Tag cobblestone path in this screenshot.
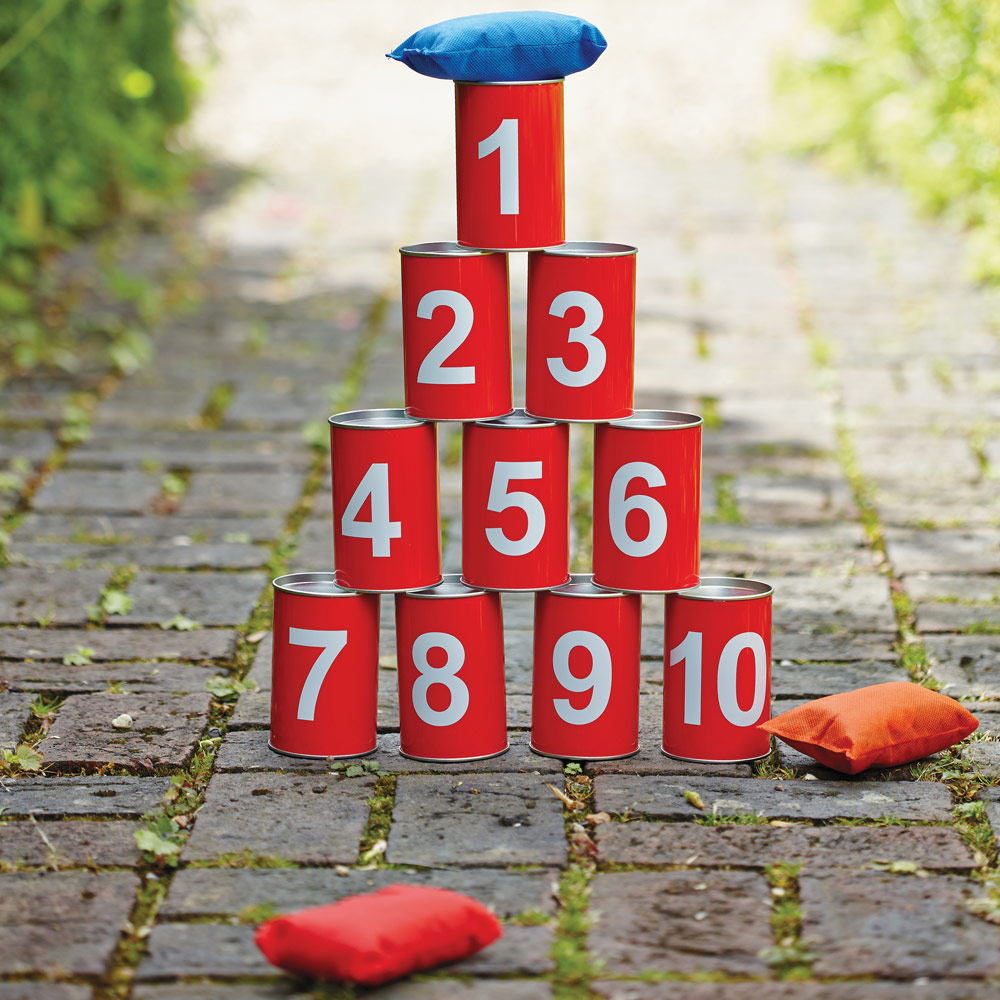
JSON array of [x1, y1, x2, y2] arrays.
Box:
[[2, 2, 1000, 997]]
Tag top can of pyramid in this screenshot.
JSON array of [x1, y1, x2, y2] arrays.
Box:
[[387, 11, 606, 82]]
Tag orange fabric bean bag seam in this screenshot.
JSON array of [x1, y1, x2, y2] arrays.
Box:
[[759, 681, 978, 775], [254, 884, 503, 984]]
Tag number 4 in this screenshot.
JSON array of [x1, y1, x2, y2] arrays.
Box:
[[289, 628, 347, 721], [341, 463, 401, 557]]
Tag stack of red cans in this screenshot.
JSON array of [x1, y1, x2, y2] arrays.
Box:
[[269, 74, 774, 765]]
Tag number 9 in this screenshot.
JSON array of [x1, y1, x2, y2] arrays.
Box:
[[552, 630, 612, 726]]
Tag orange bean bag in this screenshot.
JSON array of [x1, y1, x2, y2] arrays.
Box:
[[759, 681, 978, 774]]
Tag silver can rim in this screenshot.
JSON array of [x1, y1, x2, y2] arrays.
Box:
[[473, 406, 564, 430], [399, 572, 488, 600], [536, 241, 637, 258], [272, 572, 360, 598], [329, 407, 427, 430], [671, 576, 773, 602], [400, 241, 499, 258], [605, 409, 703, 430], [547, 573, 631, 599], [456, 78, 564, 87]]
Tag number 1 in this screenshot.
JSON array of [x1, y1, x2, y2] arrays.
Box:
[[478, 118, 519, 215]]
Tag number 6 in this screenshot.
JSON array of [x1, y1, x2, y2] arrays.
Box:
[[609, 461, 668, 557]]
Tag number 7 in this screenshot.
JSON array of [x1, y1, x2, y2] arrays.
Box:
[[289, 628, 347, 721]]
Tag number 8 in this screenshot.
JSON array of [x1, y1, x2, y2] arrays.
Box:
[[411, 632, 469, 727]]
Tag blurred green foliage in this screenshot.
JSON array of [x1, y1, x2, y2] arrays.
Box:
[[0, 0, 195, 371], [777, 0, 1000, 280]]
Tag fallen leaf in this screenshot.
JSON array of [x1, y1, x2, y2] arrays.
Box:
[[247, 630, 269, 644], [586, 812, 611, 825], [684, 790, 706, 810], [546, 782, 583, 810], [335, 865, 351, 877]]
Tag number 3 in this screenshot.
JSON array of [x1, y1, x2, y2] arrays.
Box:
[[546, 291, 606, 387]]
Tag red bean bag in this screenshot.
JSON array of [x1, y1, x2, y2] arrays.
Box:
[[759, 681, 978, 774], [254, 883, 503, 984]]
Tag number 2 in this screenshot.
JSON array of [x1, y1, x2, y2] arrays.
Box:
[[416, 290, 475, 385], [478, 118, 519, 215], [668, 630, 767, 726], [289, 628, 347, 721], [546, 291, 606, 387]]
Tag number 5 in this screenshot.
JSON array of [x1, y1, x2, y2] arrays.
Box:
[[289, 628, 347, 721], [486, 461, 545, 556]]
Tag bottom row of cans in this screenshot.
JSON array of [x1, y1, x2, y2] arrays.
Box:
[[268, 571, 773, 765]]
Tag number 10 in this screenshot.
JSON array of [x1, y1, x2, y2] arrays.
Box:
[[669, 630, 767, 727]]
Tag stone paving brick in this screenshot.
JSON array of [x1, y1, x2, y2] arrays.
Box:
[[596, 821, 977, 869], [94, 382, 212, 428], [0, 568, 109, 626], [927, 635, 1000, 697], [284, 518, 334, 574], [109, 570, 267, 627], [0, 659, 222, 695], [700, 522, 874, 575], [906, 574, 1000, 604], [0, 870, 139, 975], [593, 774, 952, 821], [886, 528, 1000, 575], [731, 472, 857, 524], [0, 820, 143, 868], [0, 626, 234, 662], [159, 867, 558, 920], [351, 985, 554, 1000], [0, 691, 31, 749], [770, 659, 909, 697], [975, 787, 1000, 838], [180, 471, 304, 515], [136, 922, 552, 980], [182, 771, 374, 864], [0, 984, 93, 1000], [585, 746, 752, 779], [801, 869, 1000, 978], [1, 776, 170, 818], [31, 469, 163, 514], [15, 512, 284, 543], [0, 428, 56, 464], [915, 601, 1000, 632], [769, 574, 895, 632], [593, 983, 997, 999], [588, 870, 772, 975], [134, 987, 307, 1000], [388, 774, 567, 867], [38, 691, 212, 773], [10, 539, 271, 570], [771, 631, 897, 662], [213, 728, 562, 775], [67, 429, 311, 470]]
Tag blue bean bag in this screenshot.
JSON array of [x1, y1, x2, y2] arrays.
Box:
[[388, 11, 606, 82]]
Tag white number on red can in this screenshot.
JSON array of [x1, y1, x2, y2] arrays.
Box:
[[608, 461, 668, 557], [411, 632, 469, 727], [546, 291, 606, 387], [552, 630, 613, 725], [486, 460, 545, 556], [416, 289, 476, 385], [668, 630, 767, 727], [478, 118, 519, 215], [288, 627, 348, 721], [341, 462, 402, 558]]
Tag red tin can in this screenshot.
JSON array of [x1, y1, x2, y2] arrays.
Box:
[[329, 409, 441, 593], [525, 242, 636, 422], [462, 409, 570, 591], [400, 242, 513, 422], [531, 574, 641, 760], [592, 411, 702, 593], [455, 80, 565, 251], [394, 575, 507, 762], [269, 572, 379, 759], [662, 577, 772, 763]]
